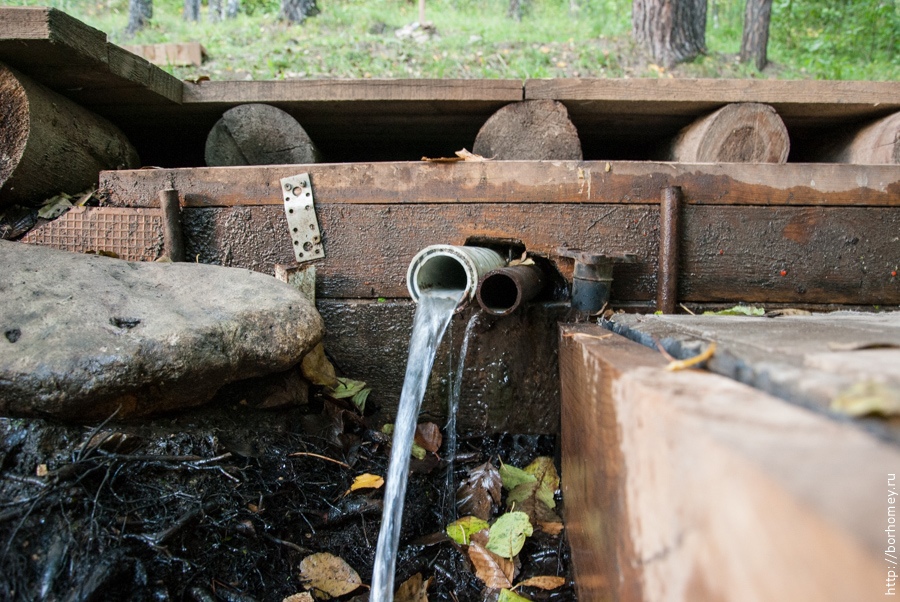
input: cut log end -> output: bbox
[665,102,790,164]
[473,99,583,161]
[0,62,139,207]
[821,112,900,165]
[204,103,322,167]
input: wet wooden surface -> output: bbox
[608,312,900,442]
[23,203,900,305]
[99,161,900,207]
[559,325,896,601]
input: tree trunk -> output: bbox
[661,102,789,163]
[280,0,319,23]
[473,100,583,160]
[205,104,322,167]
[740,0,773,70]
[0,64,140,207]
[508,0,526,21]
[208,0,221,22]
[632,0,707,68]
[224,0,240,19]
[184,0,200,21]
[126,0,152,35]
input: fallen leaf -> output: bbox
[486,511,533,559]
[516,575,566,590]
[328,377,367,400]
[414,422,443,453]
[468,542,514,589]
[395,572,431,602]
[457,461,502,520]
[522,457,559,509]
[500,462,536,491]
[38,194,73,219]
[421,155,463,163]
[344,473,384,496]
[498,589,531,602]
[301,343,338,387]
[831,381,900,417]
[507,485,563,532]
[455,148,489,161]
[411,442,427,460]
[446,516,490,545]
[765,308,812,317]
[36,463,48,477]
[665,343,716,372]
[75,189,96,207]
[283,593,315,602]
[702,305,765,316]
[507,252,535,267]
[299,552,362,599]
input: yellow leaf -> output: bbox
[344,473,384,496]
[516,575,566,590]
[299,552,362,599]
[665,342,716,372]
[831,381,900,417]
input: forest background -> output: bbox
[6,0,898,82]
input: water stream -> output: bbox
[370,288,464,601]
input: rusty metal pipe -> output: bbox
[476,265,544,316]
[657,185,683,314]
[158,188,185,262]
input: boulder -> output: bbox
[0,241,324,420]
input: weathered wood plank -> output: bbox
[99,162,900,208]
[21,204,900,305]
[560,326,896,601]
[0,7,182,105]
[607,312,900,441]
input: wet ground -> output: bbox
[0,376,576,602]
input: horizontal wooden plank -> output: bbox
[560,326,897,601]
[21,204,900,305]
[183,78,524,103]
[607,312,900,441]
[527,78,900,120]
[0,7,182,105]
[99,161,900,208]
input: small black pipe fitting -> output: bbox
[476,264,545,316]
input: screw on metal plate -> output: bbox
[280,173,323,263]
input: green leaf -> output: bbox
[445,516,489,545]
[329,377,367,399]
[410,442,427,460]
[702,305,765,316]
[381,423,394,435]
[523,457,559,509]
[351,387,371,413]
[498,589,531,602]
[499,462,536,491]
[486,511,533,559]
[38,194,73,219]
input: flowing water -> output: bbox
[370,288,465,601]
[443,310,483,521]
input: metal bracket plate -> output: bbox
[280,173,324,263]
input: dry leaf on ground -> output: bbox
[344,473,384,496]
[468,542,514,589]
[414,422,443,453]
[299,552,362,599]
[515,575,566,590]
[283,594,315,602]
[457,461,502,520]
[395,572,431,602]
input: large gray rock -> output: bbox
[0,241,324,420]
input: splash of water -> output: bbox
[370,289,464,601]
[443,310,482,521]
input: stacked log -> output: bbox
[473,99,583,160]
[0,62,139,207]
[205,103,322,166]
[811,112,900,165]
[661,102,790,163]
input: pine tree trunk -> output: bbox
[508,0,528,21]
[184,0,199,21]
[208,0,222,22]
[126,0,152,35]
[280,0,319,23]
[224,0,240,19]
[633,0,707,68]
[740,0,773,70]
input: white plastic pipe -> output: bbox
[406,245,506,310]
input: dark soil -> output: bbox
[0,379,575,602]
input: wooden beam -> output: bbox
[560,326,897,601]
[0,7,182,105]
[607,313,900,441]
[98,162,900,208]
[21,203,900,305]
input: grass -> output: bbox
[6,0,899,81]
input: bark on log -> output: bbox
[632,0,707,68]
[473,99,582,160]
[204,103,322,167]
[662,102,789,163]
[812,112,900,165]
[740,0,773,71]
[0,63,140,208]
